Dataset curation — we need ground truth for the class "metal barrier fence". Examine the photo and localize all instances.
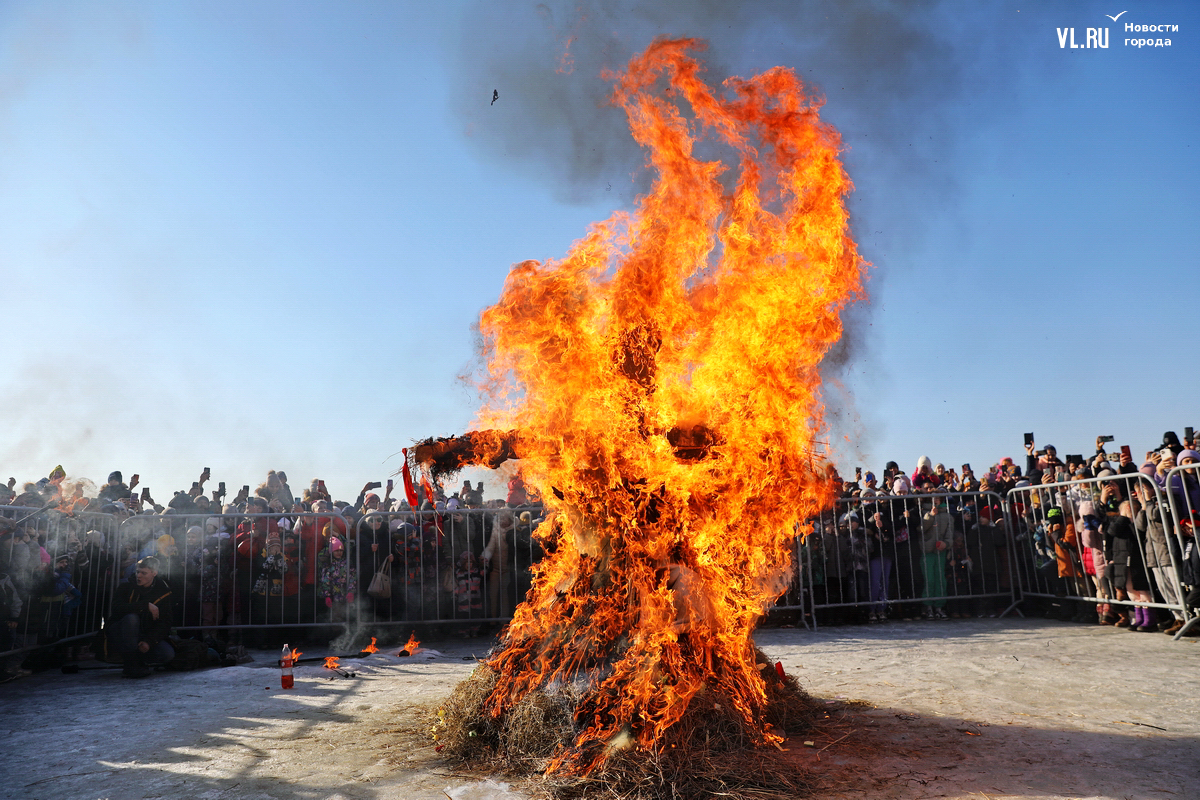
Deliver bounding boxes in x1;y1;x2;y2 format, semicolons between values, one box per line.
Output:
5;479;1196;659
1;505;125;658
351;507;543;632
1005;471;1193;635
1162;462;1200;638
780;492;1021;625
0;504;547;658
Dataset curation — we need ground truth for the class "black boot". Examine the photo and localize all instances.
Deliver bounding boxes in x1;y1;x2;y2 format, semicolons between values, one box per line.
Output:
123;654;152;679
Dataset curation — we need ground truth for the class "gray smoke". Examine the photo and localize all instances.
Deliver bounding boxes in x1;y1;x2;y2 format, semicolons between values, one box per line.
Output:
452;1;984;456
451;0;966;204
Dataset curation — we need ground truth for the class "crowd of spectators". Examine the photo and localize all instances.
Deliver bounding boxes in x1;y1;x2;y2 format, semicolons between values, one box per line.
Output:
0;467;544;680
1;428;1197;681
801;429;1199;634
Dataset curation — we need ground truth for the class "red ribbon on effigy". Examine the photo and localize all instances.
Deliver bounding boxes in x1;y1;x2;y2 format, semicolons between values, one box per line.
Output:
400;448;421;509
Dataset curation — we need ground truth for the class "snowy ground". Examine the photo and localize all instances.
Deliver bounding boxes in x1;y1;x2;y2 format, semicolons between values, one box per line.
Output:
1;618;1196;800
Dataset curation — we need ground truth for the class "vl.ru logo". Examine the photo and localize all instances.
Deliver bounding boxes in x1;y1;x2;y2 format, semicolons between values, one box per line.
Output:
1057;25;1110;49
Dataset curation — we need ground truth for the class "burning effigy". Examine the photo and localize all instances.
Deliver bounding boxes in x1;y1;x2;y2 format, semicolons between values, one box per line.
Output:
420;39;866;796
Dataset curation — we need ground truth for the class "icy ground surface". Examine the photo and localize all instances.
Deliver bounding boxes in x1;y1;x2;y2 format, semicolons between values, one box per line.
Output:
1;618;1196;800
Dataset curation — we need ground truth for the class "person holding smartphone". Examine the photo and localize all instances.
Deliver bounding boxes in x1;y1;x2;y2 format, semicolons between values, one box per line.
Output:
1024;438;1063;485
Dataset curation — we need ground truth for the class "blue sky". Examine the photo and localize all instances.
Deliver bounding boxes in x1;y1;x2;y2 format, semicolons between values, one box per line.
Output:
1;1;1196;500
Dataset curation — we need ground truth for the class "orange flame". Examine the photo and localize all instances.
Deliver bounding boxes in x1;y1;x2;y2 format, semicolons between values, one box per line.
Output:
289;649;302;661
324;656;340;669
465;39;865;774
401;632;420;654
363;637;379;654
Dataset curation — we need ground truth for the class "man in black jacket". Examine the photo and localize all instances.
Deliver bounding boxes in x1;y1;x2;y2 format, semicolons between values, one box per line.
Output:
110;556;174;678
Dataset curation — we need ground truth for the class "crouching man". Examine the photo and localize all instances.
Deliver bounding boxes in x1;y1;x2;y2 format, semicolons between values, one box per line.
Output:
109;556;174;678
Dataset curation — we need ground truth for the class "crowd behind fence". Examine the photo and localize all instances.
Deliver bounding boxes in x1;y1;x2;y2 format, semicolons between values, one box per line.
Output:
2;435;1198;677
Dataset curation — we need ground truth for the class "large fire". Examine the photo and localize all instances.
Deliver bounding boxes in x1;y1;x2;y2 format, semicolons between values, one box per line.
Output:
419;39;865;775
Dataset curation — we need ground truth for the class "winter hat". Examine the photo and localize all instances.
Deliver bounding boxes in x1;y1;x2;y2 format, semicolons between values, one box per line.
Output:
1046;507;1064;525
49;465;65;481
1178;449;1199;464
1015;479;1031;488
1139;462;1157;477
1096;468;1115;478
916;456;933;472
186;525;203;538
108;471;122;483
891;475;911;494
329;537;345;553
55;552;71;564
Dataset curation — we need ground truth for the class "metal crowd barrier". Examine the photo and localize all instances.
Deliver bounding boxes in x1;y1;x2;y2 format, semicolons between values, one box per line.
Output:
352;506;545;632
1;503;553;658
1;505;125;658
1162;463;1200;639
1005;471;1192;634
779;492;1021;626
123;511;357;635
6;476;1195;659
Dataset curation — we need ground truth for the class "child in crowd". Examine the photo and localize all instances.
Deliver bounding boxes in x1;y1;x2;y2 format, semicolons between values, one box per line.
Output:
252;533;287;597
52;552;83;623
318;537;355;622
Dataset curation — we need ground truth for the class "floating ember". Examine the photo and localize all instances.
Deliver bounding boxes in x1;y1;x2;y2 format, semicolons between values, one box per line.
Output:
422;38;865;788
399;632;420;657
363;637;379;654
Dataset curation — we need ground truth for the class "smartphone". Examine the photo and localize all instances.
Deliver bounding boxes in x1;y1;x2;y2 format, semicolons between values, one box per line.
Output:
855;467;862;480
319;480;327;493
219;481;226;496
387;479;394;492
368;481;382;491
1120;444;1131;460
1056;470;1067;482
242;484;250;495
204;466;210;475
1099;435;1115;443
1186;426;1194;442
140;488;150;500
1023;432;1034;446
962;463;971;474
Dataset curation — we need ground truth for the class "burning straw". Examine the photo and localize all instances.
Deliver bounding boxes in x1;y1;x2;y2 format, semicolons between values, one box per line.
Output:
420;37;864;798
435;649;817;798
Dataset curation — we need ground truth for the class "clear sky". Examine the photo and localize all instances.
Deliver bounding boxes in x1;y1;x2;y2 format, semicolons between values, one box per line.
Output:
1;1;1196;501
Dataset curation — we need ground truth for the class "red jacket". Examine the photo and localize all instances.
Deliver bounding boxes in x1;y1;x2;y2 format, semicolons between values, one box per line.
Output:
235;517;280;563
